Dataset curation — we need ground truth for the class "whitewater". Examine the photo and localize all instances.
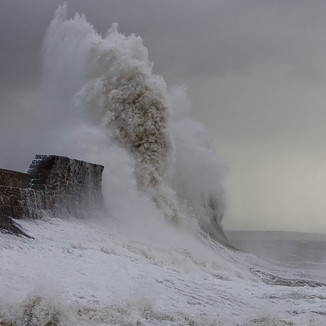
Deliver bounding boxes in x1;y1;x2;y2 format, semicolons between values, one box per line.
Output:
1;4;326;325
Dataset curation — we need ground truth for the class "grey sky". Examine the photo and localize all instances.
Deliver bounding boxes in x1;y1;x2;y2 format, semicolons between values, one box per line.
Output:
1;0;326;233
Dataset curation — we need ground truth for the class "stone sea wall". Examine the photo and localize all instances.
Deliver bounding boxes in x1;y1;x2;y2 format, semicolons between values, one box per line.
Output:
0;155;104;236
0;169;29;188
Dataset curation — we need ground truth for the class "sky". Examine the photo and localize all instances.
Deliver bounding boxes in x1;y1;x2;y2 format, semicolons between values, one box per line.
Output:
1;0;326;233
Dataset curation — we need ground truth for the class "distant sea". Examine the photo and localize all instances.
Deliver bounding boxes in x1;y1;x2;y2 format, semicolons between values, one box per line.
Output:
226;230;326;272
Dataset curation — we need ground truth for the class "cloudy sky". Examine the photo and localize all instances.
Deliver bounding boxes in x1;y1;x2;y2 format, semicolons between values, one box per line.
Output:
1;0;326;233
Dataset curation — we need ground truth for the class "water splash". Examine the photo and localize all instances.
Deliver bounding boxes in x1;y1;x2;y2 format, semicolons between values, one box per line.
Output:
41;4;227;242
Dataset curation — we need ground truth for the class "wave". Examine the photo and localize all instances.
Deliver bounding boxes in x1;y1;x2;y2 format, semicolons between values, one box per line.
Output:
40;3;227;243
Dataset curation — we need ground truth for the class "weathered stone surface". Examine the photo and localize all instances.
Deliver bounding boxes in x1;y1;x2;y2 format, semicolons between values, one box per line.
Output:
0;155;104;236
0;215;32;237
0;186;27;219
0;169;29;188
28;155;104;217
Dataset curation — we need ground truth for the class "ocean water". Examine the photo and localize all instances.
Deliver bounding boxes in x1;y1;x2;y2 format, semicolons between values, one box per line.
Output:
1;4;326;325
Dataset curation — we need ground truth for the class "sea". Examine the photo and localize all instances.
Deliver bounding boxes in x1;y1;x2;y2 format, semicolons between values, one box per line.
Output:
1;4;326;325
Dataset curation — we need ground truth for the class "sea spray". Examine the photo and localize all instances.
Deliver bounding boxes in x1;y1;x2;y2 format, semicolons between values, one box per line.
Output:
41;4;227;242
167;86;228;241
84;23;171;188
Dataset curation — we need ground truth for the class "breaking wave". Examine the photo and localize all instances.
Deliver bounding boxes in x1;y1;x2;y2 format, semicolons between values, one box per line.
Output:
2;292;323;326
40;3;227;242
0;293;224;326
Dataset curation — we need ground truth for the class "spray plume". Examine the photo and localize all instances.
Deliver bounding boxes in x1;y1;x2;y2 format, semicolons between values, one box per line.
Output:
41;3;228;243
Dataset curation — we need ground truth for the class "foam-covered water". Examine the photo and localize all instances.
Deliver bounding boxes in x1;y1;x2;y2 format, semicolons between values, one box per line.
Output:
1;218;326;326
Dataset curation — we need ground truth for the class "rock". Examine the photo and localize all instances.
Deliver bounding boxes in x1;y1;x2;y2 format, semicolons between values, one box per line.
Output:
0;215;32;238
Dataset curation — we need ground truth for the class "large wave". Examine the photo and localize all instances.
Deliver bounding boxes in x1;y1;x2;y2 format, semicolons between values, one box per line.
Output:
41;4;227;243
